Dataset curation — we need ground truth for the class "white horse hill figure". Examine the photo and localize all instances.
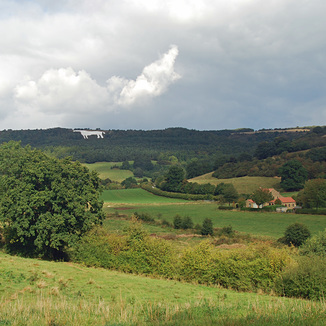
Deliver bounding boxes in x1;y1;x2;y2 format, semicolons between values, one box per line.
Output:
73;129;105;139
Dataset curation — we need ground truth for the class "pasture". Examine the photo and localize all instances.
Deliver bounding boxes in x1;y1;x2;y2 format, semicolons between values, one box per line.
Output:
101;188;186;204
101;189;326;239
83;162;133;182
189;174;281;194
1;251;325;326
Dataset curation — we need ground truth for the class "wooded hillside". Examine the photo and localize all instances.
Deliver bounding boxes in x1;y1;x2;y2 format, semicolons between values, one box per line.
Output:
0;127;323;164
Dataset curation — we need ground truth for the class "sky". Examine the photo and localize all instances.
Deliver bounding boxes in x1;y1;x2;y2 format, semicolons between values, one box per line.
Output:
0;0;326;131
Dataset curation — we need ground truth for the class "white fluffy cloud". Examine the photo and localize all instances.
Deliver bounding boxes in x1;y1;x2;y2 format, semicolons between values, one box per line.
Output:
0;0;326;130
10;46;180;128
116;46;180;106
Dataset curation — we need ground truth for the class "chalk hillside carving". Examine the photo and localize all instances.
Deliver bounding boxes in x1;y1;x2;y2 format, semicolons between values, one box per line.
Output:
73;130;105;139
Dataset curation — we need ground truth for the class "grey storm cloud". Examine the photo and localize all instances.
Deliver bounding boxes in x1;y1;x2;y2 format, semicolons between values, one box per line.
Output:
0;0;325;130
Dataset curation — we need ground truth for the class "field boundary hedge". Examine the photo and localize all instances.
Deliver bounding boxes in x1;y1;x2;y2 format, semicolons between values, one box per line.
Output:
141;183;219;201
295;208;326;215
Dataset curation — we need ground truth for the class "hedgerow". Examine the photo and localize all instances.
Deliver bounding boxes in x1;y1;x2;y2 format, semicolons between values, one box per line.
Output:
72;221;291;294
275;256;326;300
141;183;218;201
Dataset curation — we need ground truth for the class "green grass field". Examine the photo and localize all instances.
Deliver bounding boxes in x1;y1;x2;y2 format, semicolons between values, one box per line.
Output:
101;188;186;204
1;251;325;326
101;189;326;239
84;162;133;182
189;174;281;194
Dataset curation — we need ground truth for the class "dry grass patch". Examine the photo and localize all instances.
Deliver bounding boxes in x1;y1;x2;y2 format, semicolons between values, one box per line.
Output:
189;175;281;194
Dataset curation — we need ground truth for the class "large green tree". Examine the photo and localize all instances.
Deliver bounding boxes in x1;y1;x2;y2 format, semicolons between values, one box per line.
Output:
0;141;104;258
214;183;239;205
279;160;307;191
161;165;185;192
251;188;273;208
297;179;326;208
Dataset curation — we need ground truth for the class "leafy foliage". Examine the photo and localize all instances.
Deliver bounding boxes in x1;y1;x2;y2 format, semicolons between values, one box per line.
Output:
173;215;183;229
214;183;239;205
201;218;214;236
73;222;291;294
160;165;185;192
296;178;326;208
182;216;194;229
0;141;104;258
121;177;138;188
275;256;326;300
279;160;308;191
283;223;311;247
251;188;273;208
300;229;326;256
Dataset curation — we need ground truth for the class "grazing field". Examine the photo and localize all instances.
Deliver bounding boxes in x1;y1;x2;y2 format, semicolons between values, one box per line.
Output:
102;189;326;239
84;162;133;182
1;251;325;326
101;188;187;204
189;174;281;194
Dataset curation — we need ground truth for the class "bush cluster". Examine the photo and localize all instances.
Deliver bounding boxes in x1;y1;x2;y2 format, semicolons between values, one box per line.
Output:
72;222;290;294
300;229;326;257
133;212;155;222
173;215;194;230
275;256;326;300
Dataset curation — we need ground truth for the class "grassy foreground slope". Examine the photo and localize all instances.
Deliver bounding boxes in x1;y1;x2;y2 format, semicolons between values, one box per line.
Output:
189;174;281;194
1;251;325;326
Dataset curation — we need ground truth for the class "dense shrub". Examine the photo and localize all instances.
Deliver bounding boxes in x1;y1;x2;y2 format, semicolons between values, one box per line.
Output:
217;225;235;237
201;218;214;236
212;245;289;292
120;222;176;276
179;241;215;284
284;223;311;247
300;229;326;256
275;256;326;300
71;222;294;295
71;227;126;269
72;221;177;277
133;211;155;222
173;215;183;229
295;208;326;215
179;242;290;292
182;216;194;229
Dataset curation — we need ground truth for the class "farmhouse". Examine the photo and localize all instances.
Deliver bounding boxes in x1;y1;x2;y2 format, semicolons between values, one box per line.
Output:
271;196;296;208
246;188;296;211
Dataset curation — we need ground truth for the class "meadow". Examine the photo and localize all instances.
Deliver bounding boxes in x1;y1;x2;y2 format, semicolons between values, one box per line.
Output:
101;188;186;204
189;174;281;194
1;251;325;326
83;162;133;182
101;189;326;239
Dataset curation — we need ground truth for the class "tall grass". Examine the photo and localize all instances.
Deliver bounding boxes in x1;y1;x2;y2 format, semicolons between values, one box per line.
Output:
1;249;326;325
1;292;325;325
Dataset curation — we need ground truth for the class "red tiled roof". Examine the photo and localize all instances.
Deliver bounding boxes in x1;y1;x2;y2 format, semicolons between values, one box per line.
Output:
272;197;296;204
280;197;296;203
